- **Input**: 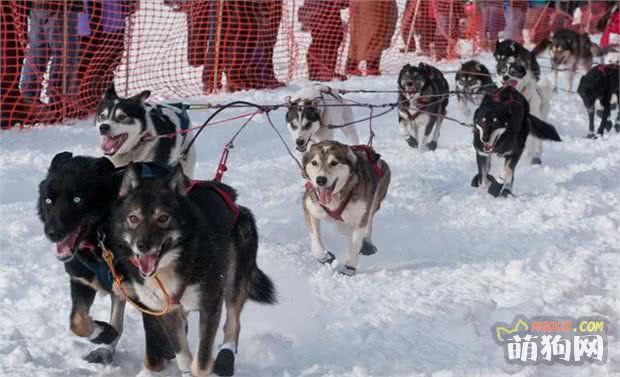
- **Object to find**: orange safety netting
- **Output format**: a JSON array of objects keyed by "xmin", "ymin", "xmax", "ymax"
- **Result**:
[{"xmin": 0, "ymin": 0, "xmax": 611, "ymax": 129}]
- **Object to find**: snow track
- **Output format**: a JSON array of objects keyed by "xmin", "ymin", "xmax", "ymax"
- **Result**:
[{"xmin": 1, "ymin": 55, "xmax": 618, "ymax": 377}]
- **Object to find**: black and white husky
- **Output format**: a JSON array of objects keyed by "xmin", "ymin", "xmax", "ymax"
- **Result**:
[
  {"xmin": 577, "ymin": 64, "xmax": 620, "ymax": 138},
  {"xmin": 302, "ymin": 141, "xmax": 391, "ymax": 276},
  {"xmin": 107, "ymin": 164, "xmax": 276, "ymax": 376},
  {"xmin": 533, "ymin": 29, "xmax": 605, "ymax": 92},
  {"xmin": 96, "ymin": 86, "xmax": 196, "ymax": 177},
  {"xmin": 471, "ymin": 86, "xmax": 561, "ymax": 197},
  {"xmin": 495, "ymin": 43, "xmax": 551, "ymax": 165},
  {"xmin": 397, "ymin": 63, "xmax": 449, "ymax": 151},
  {"xmin": 285, "ymin": 85, "xmax": 359, "ymax": 154},
  {"xmin": 455, "ymin": 60, "xmax": 498, "ymax": 116}
]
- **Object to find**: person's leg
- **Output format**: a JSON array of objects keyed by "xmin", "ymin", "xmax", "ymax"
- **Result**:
[
  {"xmin": 46, "ymin": 10, "xmax": 80, "ymax": 103},
  {"xmin": 20, "ymin": 9, "xmax": 48, "ymax": 100}
]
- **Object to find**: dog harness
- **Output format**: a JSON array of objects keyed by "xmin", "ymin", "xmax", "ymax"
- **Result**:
[
  {"xmin": 306, "ymin": 145, "xmax": 384, "ymax": 222},
  {"xmin": 597, "ymin": 64, "xmax": 619, "ymax": 74}
]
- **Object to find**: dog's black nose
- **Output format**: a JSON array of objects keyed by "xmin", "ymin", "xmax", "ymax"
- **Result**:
[
  {"xmin": 316, "ymin": 176, "xmax": 328, "ymax": 187},
  {"xmin": 99, "ymin": 124, "xmax": 110, "ymax": 134},
  {"xmin": 296, "ymin": 139, "xmax": 305, "ymax": 147},
  {"xmin": 136, "ymin": 241, "xmax": 149, "ymax": 253},
  {"xmin": 502, "ymin": 76, "xmax": 509, "ymax": 81},
  {"xmin": 46, "ymin": 229, "xmax": 62, "ymax": 242}
]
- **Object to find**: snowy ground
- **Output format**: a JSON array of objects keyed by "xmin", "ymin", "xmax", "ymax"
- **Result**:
[{"xmin": 1, "ymin": 54, "xmax": 619, "ymax": 377}]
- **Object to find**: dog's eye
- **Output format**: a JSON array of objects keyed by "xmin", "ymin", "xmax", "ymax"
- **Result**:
[
  {"xmin": 117, "ymin": 114, "xmax": 127, "ymax": 122},
  {"xmin": 157, "ymin": 215, "xmax": 170, "ymax": 224},
  {"xmin": 128, "ymin": 215, "xmax": 140, "ymax": 224},
  {"xmin": 329, "ymin": 161, "xmax": 338, "ymax": 167},
  {"xmin": 311, "ymin": 160, "xmax": 318, "ymax": 166},
  {"xmin": 73, "ymin": 196, "xmax": 81, "ymax": 204},
  {"xmin": 45, "ymin": 198, "xmax": 53, "ymax": 205}
]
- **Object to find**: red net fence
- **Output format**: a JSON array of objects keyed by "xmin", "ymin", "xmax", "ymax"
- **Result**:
[{"xmin": 0, "ymin": 0, "xmax": 613, "ymax": 129}]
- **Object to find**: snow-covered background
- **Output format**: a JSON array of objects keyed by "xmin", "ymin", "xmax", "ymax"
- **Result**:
[{"xmin": 1, "ymin": 54, "xmax": 619, "ymax": 377}]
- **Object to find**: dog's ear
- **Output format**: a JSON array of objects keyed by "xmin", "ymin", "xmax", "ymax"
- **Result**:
[
  {"xmin": 94, "ymin": 157, "xmax": 115, "ymax": 176},
  {"xmin": 131, "ymin": 90, "xmax": 151, "ymax": 102},
  {"xmin": 119, "ymin": 163, "xmax": 141, "ymax": 198},
  {"xmin": 50, "ymin": 151, "xmax": 73, "ymax": 171},
  {"xmin": 495, "ymin": 40, "xmax": 500, "ymax": 51},
  {"xmin": 346, "ymin": 146, "xmax": 357, "ymax": 165},
  {"xmin": 104, "ymin": 85, "xmax": 117, "ymax": 101},
  {"xmin": 168, "ymin": 164, "xmax": 188, "ymax": 197},
  {"xmin": 405, "ymin": 63, "xmax": 412, "ymax": 69}
]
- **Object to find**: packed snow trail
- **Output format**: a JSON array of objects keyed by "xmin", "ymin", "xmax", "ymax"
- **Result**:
[{"xmin": 1, "ymin": 56, "xmax": 618, "ymax": 377}]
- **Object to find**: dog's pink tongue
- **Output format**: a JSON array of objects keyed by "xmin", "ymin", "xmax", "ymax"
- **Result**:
[
  {"xmin": 318, "ymin": 188, "xmax": 333, "ymax": 205},
  {"xmin": 102, "ymin": 136, "xmax": 117, "ymax": 154},
  {"xmin": 136, "ymin": 254, "xmax": 158, "ymax": 276},
  {"xmin": 56, "ymin": 230, "xmax": 79, "ymax": 259}
]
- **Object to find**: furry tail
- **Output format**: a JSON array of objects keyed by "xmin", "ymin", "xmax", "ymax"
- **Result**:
[
  {"xmin": 248, "ymin": 267, "xmax": 277, "ymax": 305},
  {"xmin": 528, "ymin": 115, "xmax": 562, "ymax": 142},
  {"xmin": 532, "ymin": 38, "xmax": 551, "ymax": 57}
]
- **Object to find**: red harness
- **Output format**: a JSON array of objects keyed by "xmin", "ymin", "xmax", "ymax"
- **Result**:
[
  {"xmin": 598, "ymin": 64, "xmax": 619, "ymax": 74},
  {"xmin": 306, "ymin": 145, "xmax": 384, "ymax": 222},
  {"xmin": 186, "ymin": 180, "xmax": 240, "ymax": 224}
]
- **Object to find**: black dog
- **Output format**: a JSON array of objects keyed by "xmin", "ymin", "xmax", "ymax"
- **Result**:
[
  {"xmin": 455, "ymin": 60, "xmax": 498, "ymax": 116},
  {"xmin": 494, "ymin": 39, "xmax": 541, "ymax": 81},
  {"xmin": 37, "ymin": 153, "xmax": 174, "ymax": 368},
  {"xmin": 397, "ymin": 63, "xmax": 450, "ymax": 150},
  {"xmin": 471, "ymin": 86, "xmax": 562, "ymax": 197},
  {"xmin": 577, "ymin": 64, "xmax": 620, "ymax": 138}
]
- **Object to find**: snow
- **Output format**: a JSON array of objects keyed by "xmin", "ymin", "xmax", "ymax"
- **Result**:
[{"xmin": 1, "ymin": 54, "xmax": 619, "ymax": 377}]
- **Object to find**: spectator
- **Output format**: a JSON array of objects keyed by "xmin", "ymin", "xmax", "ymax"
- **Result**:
[
  {"xmin": 478, "ymin": 0, "xmax": 503, "ymax": 50},
  {"xmin": 245, "ymin": 0, "xmax": 283, "ymax": 89},
  {"xmin": 346, "ymin": 0, "xmax": 397, "ymax": 76},
  {"xmin": 1, "ymin": 2, "xmax": 29, "ymax": 129},
  {"xmin": 503, "ymin": 0, "xmax": 528, "ymax": 43},
  {"xmin": 599, "ymin": 3, "xmax": 619, "ymax": 48},
  {"xmin": 78, "ymin": 0, "xmax": 138, "ymax": 114},
  {"xmin": 299, "ymin": 0, "xmax": 347, "ymax": 81},
  {"xmin": 433, "ymin": 0, "xmax": 464, "ymax": 60},
  {"xmin": 401, "ymin": 0, "xmax": 437, "ymax": 57},
  {"xmin": 20, "ymin": 1, "xmax": 83, "ymax": 105}
]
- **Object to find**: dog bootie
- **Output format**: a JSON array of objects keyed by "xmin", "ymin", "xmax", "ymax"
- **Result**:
[
  {"xmin": 426, "ymin": 141, "xmax": 438, "ymax": 151},
  {"xmin": 406, "ymin": 136, "xmax": 418, "ymax": 149},
  {"xmin": 338, "ymin": 265, "xmax": 356, "ymax": 276},
  {"xmin": 360, "ymin": 238, "xmax": 377, "ymax": 255},
  {"xmin": 213, "ymin": 349, "xmax": 235, "ymax": 376},
  {"xmin": 530, "ymin": 157, "xmax": 542, "ymax": 165},
  {"xmin": 83, "ymin": 346, "xmax": 114, "ymax": 364},
  {"xmin": 471, "ymin": 174, "xmax": 495, "ymax": 188},
  {"xmin": 317, "ymin": 251, "xmax": 336, "ymax": 265}
]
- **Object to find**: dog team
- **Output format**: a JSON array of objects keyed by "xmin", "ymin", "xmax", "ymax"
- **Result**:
[{"xmin": 37, "ymin": 29, "xmax": 618, "ymax": 376}]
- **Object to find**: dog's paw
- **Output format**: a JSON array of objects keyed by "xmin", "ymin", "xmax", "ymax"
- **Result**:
[
  {"xmin": 213, "ymin": 349, "xmax": 235, "ymax": 377},
  {"xmin": 405, "ymin": 136, "xmax": 419, "ymax": 149},
  {"xmin": 604, "ymin": 120, "xmax": 613, "ymax": 132},
  {"xmin": 471, "ymin": 174, "xmax": 495, "ymax": 188},
  {"xmin": 90, "ymin": 320, "xmax": 119, "ymax": 345},
  {"xmin": 586, "ymin": 133, "xmax": 598, "ymax": 139},
  {"xmin": 530, "ymin": 157, "xmax": 542, "ymax": 165},
  {"xmin": 360, "ymin": 238, "xmax": 377, "ymax": 256},
  {"xmin": 615, "ymin": 123, "xmax": 620, "ymax": 133},
  {"xmin": 487, "ymin": 179, "xmax": 504, "ymax": 198},
  {"xmin": 426, "ymin": 141, "xmax": 438, "ymax": 151},
  {"xmin": 83, "ymin": 347, "xmax": 114, "ymax": 364},
  {"xmin": 338, "ymin": 265, "xmax": 356, "ymax": 276},
  {"xmin": 317, "ymin": 251, "xmax": 336, "ymax": 265}
]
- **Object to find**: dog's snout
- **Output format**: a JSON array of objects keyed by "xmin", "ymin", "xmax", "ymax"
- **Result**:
[
  {"xmin": 502, "ymin": 76, "xmax": 510, "ymax": 82},
  {"xmin": 46, "ymin": 228, "xmax": 62, "ymax": 242},
  {"xmin": 136, "ymin": 241, "xmax": 150, "ymax": 253},
  {"xmin": 99, "ymin": 124, "xmax": 110, "ymax": 134},
  {"xmin": 316, "ymin": 176, "xmax": 328, "ymax": 187},
  {"xmin": 406, "ymin": 81, "xmax": 414, "ymax": 87},
  {"xmin": 296, "ymin": 138, "xmax": 305, "ymax": 147}
]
